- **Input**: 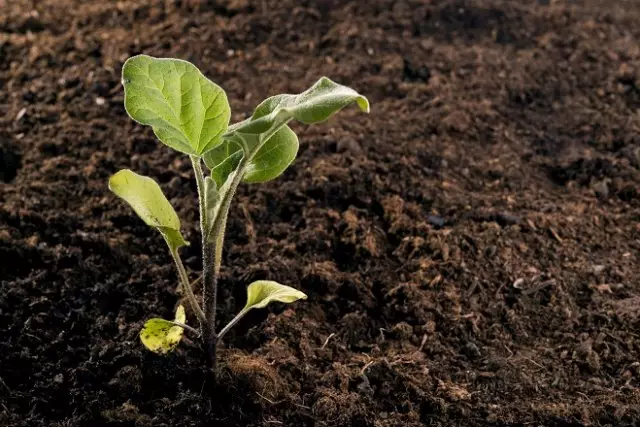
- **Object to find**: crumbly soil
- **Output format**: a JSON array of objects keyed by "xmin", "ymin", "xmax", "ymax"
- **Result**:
[{"xmin": 1, "ymin": 0, "xmax": 640, "ymax": 426}]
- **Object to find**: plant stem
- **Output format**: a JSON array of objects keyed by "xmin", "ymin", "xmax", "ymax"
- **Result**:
[
  {"xmin": 202, "ymin": 239, "xmax": 217, "ymax": 372},
  {"xmin": 216, "ymin": 307, "xmax": 250, "ymax": 343},
  {"xmin": 209, "ymin": 160, "xmax": 248, "ymax": 276},
  {"xmin": 169, "ymin": 248, "xmax": 206, "ymax": 324},
  {"xmin": 191, "ymin": 156, "xmax": 219, "ymax": 371},
  {"xmin": 195, "ymin": 132, "xmax": 277, "ymax": 371},
  {"xmin": 202, "ymin": 159, "xmax": 249, "ymax": 373}
]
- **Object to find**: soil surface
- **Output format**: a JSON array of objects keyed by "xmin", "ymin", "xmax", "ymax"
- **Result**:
[{"xmin": 1, "ymin": 0, "xmax": 640, "ymax": 426}]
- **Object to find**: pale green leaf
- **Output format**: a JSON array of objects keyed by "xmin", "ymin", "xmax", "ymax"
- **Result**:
[
  {"xmin": 140, "ymin": 305, "xmax": 186, "ymax": 354},
  {"xmin": 108, "ymin": 169, "xmax": 187, "ymax": 251},
  {"xmin": 244, "ymin": 280, "xmax": 307, "ymax": 311},
  {"xmin": 203, "ymin": 125, "xmax": 298, "ymax": 185},
  {"xmin": 202, "ymin": 138, "xmax": 242, "ymax": 173},
  {"xmin": 227, "ymin": 77, "xmax": 369, "ymax": 137},
  {"xmin": 209, "ymin": 149, "xmax": 243, "ymax": 188},
  {"xmin": 243, "ymin": 125, "xmax": 299, "ymax": 183},
  {"xmin": 122, "ymin": 55, "xmax": 231, "ymax": 156},
  {"xmin": 203, "ymin": 77, "xmax": 367, "ymax": 186}
]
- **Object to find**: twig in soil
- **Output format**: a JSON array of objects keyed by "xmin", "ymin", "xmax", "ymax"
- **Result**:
[
  {"xmin": 320, "ymin": 333, "xmax": 335, "ymax": 349},
  {"xmin": 0, "ymin": 376, "xmax": 11, "ymax": 392},
  {"xmin": 548, "ymin": 227, "xmax": 563, "ymax": 244},
  {"xmin": 256, "ymin": 392, "xmax": 276, "ymax": 404},
  {"xmin": 255, "ymin": 392, "xmax": 285, "ymax": 405},
  {"xmin": 24, "ymin": 333, "xmax": 42, "ymax": 342},
  {"xmin": 522, "ymin": 279, "xmax": 556, "ymax": 296},
  {"xmin": 360, "ymin": 360, "xmax": 375, "ymax": 375},
  {"xmin": 418, "ymin": 334, "xmax": 427, "ymax": 352},
  {"xmin": 576, "ymin": 391, "xmax": 593, "ymax": 402},
  {"xmin": 523, "ymin": 357, "xmax": 545, "ymax": 370}
]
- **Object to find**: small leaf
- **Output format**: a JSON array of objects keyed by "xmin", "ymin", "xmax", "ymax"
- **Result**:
[
  {"xmin": 244, "ymin": 280, "xmax": 307, "ymax": 311},
  {"xmin": 204, "ymin": 125, "xmax": 298, "ymax": 185},
  {"xmin": 228, "ymin": 77, "xmax": 369, "ymax": 137},
  {"xmin": 140, "ymin": 305, "xmax": 186, "ymax": 354},
  {"xmin": 109, "ymin": 169, "xmax": 187, "ymax": 251},
  {"xmin": 209, "ymin": 149, "xmax": 243, "ymax": 188},
  {"xmin": 122, "ymin": 55, "xmax": 231, "ymax": 156},
  {"xmin": 244, "ymin": 125, "xmax": 299, "ymax": 183}
]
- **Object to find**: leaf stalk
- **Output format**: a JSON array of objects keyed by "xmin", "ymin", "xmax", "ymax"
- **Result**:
[
  {"xmin": 169, "ymin": 248, "xmax": 206, "ymax": 324},
  {"xmin": 217, "ymin": 307, "xmax": 250, "ymax": 343}
]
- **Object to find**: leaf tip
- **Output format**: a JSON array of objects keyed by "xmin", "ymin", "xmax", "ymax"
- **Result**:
[{"xmin": 357, "ymin": 96, "xmax": 370, "ymax": 114}]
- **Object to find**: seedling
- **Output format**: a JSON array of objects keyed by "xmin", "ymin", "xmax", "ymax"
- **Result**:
[{"xmin": 109, "ymin": 55, "xmax": 369, "ymax": 373}]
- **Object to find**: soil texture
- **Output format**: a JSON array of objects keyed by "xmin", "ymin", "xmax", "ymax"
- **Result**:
[{"xmin": 1, "ymin": 0, "xmax": 640, "ymax": 426}]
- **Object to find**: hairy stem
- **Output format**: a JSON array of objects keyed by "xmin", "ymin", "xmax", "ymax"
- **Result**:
[
  {"xmin": 202, "ymin": 240, "xmax": 217, "ymax": 372},
  {"xmin": 199, "ymin": 158, "xmax": 250, "ymax": 374},
  {"xmin": 191, "ymin": 155, "xmax": 208, "ymax": 238},
  {"xmin": 210, "ymin": 159, "xmax": 249, "ymax": 276},
  {"xmin": 169, "ymin": 248, "xmax": 206, "ymax": 324},
  {"xmin": 191, "ymin": 156, "xmax": 218, "ymax": 372},
  {"xmin": 197, "ymin": 130, "xmax": 280, "ymax": 371}
]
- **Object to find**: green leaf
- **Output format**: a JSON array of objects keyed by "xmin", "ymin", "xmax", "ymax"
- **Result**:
[
  {"xmin": 204, "ymin": 77, "xmax": 366, "ymax": 186},
  {"xmin": 244, "ymin": 125, "xmax": 299, "ymax": 183},
  {"xmin": 244, "ymin": 280, "xmax": 307, "ymax": 311},
  {"xmin": 204, "ymin": 176, "xmax": 220, "ymax": 233},
  {"xmin": 227, "ymin": 77, "xmax": 369, "ymax": 137},
  {"xmin": 122, "ymin": 54, "xmax": 231, "ymax": 156},
  {"xmin": 203, "ymin": 125, "xmax": 299, "ymax": 185},
  {"xmin": 108, "ymin": 169, "xmax": 187, "ymax": 251},
  {"xmin": 140, "ymin": 305, "xmax": 186, "ymax": 354},
  {"xmin": 208, "ymin": 148, "xmax": 243, "ymax": 188}
]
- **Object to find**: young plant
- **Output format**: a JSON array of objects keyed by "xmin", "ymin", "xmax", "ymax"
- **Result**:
[{"xmin": 109, "ymin": 55, "xmax": 369, "ymax": 373}]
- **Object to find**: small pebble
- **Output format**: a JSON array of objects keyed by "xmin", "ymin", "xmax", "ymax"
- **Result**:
[{"xmin": 427, "ymin": 215, "xmax": 445, "ymax": 228}]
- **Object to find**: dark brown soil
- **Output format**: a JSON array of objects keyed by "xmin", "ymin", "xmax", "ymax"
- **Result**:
[{"xmin": 2, "ymin": 0, "xmax": 640, "ymax": 425}]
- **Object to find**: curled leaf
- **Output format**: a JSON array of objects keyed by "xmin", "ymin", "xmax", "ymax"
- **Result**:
[
  {"xmin": 140, "ymin": 305, "xmax": 186, "ymax": 354},
  {"xmin": 228, "ymin": 76, "xmax": 369, "ymax": 137},
  {"xmin": 109, "ymin": 169, "xmax": 187, "ymax": 251},
  {"xmin": 244, "ymin": 280, "xmax": 307, "ymax": 311},
  {"xmin": 122, "ymin": 55, "xmax": 231, "ymax": 156}
]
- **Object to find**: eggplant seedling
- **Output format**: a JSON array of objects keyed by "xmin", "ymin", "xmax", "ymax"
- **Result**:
[{"xmin": 109, "ymin": 55, "xmax": 369, "ymax": 373}]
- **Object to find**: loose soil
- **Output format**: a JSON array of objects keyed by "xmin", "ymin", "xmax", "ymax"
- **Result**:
[{"xmin": 1, "ymin": 0, "xmax": 640, "ymax": 426}]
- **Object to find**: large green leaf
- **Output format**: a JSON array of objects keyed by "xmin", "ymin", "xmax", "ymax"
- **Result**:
[
  {"xmin": 203, "ymin": 125, "xmax": 299, "ymax": 185},
  {"xmin": 244, "ymin": 280, "xmax": 307, "ymax": 310},
  {"xmin": 140, "ymin": 305, "xmax": 186, "ymax": 354},
  {"xmin": 227, "ymin": 77, "xmax": 369, "ymax": 138},
  {"xmin": 122, "ymin": 55, "xmax": 231, "ymax": 156},
  {"xmin": 108, "ymin": 169, "xmax": 187, "ymax": 251}
]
